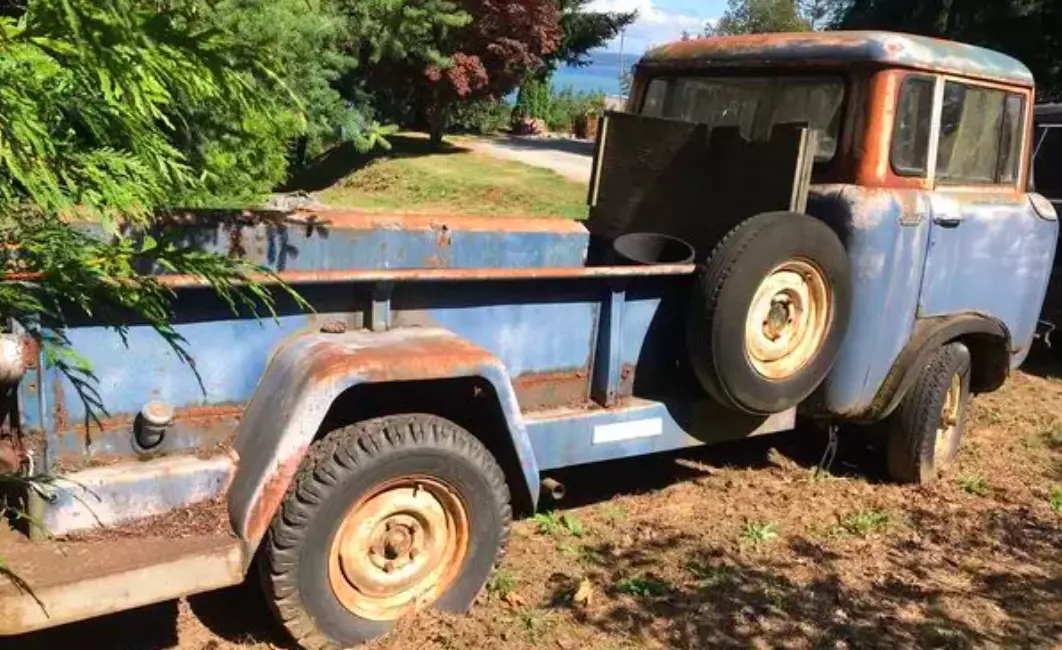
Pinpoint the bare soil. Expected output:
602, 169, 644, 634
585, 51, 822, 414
7, 349, 1062, 650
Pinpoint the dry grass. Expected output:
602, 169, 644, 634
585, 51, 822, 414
14, 349, 1062, 650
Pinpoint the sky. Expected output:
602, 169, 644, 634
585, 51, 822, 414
586, 0, 728, 54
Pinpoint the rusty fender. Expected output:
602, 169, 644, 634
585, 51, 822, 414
226, 327, 538, 550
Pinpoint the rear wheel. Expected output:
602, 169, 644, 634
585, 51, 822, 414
259, 414, 511, 649
886, 342, 972, 484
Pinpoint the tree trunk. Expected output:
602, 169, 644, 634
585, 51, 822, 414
429, 104, 449, 148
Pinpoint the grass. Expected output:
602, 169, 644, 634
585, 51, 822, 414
616, 575, 672, 598
958, 475, 990, 497
314, 134, 588, 220
740, 521, 780, 547
686, 561, 738, 589
531, 511, 586, 538
1050, 486, 1062, 513
835, 510, 892, 538
486, 567, 518, 599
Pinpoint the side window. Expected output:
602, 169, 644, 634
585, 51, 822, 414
891, 75, 935, 176
936, 81, 1025, 185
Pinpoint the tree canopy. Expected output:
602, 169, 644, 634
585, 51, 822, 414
711, 0, 811, 35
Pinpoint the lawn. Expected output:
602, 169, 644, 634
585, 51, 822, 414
288, 133, 589, 220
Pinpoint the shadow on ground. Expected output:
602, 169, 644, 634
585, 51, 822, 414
282, 135, 468, 194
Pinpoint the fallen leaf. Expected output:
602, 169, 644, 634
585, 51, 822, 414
572, 577, 593, 608
503, 591, 527, 607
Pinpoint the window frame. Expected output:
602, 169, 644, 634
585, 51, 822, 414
890, 73, 937, 178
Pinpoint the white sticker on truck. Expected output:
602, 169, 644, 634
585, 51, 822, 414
592, 418, 663, 444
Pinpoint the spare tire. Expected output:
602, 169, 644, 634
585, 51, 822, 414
688, 211, 852, 415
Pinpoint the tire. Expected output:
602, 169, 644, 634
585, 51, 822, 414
258, 414, 511, 649
687, 211, 852, 415
886, 342, 971, 484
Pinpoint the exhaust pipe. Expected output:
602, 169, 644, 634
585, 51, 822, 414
541, 477, 566, 501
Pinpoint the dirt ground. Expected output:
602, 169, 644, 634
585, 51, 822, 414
8, 348, 1062, 650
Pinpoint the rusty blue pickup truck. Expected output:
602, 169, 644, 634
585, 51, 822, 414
0, 31, 1056, 649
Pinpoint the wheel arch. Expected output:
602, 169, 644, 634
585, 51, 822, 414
227, 328, 539, 555
864, 314, 1010, 421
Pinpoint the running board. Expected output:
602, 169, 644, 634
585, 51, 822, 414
0, 533, 246, 635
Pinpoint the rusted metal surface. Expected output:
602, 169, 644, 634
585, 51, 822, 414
244, 443, 308, 545
638, 31, 1034, 87
41, 452, 237, 537
152, 264, 698, 289
229, 328, 540, 549
0, 334, 27, 384
0, 438, 20, 473
0, 531, 244, 636
513, 369, 591, 411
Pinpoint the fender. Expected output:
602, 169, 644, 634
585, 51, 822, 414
862, 314, 1009, 421
227, 327, 539, 548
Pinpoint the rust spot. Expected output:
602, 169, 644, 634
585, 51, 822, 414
308, 335, 495, 387
514, 369, 591, 411
320, 320, 347, 334
53, 377, 68, 432
618, 363, 637, 400
68, 403, 246, 436
20, 336, 39, 370
246, 444, 309, 543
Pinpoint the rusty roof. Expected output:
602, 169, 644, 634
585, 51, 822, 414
639, 31, 1033, 87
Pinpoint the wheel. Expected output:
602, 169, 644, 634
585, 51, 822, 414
259, 414, 511, 649
886, 342, 971, 484
687, 211, 852, 414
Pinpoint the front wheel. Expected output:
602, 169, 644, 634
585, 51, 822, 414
886, 342, 972, 484
259, 414, 511, 649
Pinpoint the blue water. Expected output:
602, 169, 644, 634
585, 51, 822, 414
552, 50, 630, 97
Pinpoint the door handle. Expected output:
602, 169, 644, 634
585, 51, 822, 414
933, 215, 963, 228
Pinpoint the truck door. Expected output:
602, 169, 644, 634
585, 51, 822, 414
918, 79, 1056, 357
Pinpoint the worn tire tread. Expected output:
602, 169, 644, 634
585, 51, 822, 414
886, 343, 971, 484
258, 414, 512, 650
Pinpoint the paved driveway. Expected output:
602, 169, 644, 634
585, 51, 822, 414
469, 135, 594, 184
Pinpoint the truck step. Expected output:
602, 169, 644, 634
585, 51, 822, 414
0, 501, 246, 636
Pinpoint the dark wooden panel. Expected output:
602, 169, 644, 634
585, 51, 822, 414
586, 111, 815, 264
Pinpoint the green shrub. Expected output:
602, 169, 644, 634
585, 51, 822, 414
516, 79, 552, 121
546, 86, 605, 134
449, 99, 512, 135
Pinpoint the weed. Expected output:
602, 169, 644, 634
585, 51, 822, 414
809, 467, 837, 483
1036, 420, 1062, 449
531, 511, 563, 536
515, 607, 553, 643
561, 513, 586, 537
1050, 486, 1062, 513
532, 510, 586, 538
740, 521, 780, 547
559, 543, 607, 566
601, 503, 628, 525
616, 574, 672, 597
958, 475, 990, 497
686, 561, 737, 589
486, 567, 517, 599
835, 510, 891, 538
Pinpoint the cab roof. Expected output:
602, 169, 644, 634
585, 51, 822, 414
639, 31, 1033, 88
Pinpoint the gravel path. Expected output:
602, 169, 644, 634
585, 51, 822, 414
468, 135, 594, 184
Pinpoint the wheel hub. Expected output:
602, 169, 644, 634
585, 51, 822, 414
745, 259, 832, 379
935, 374, 962, 463
329, 477, 469, 621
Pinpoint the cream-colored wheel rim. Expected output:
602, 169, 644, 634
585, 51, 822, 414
744, 259, 832, 379
328, 477, 470, 621
935, 374, 962, 463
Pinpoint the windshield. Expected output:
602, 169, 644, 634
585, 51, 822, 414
640, 76, 845, 162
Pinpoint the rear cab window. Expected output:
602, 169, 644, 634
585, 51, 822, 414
640, 75, 845, 163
